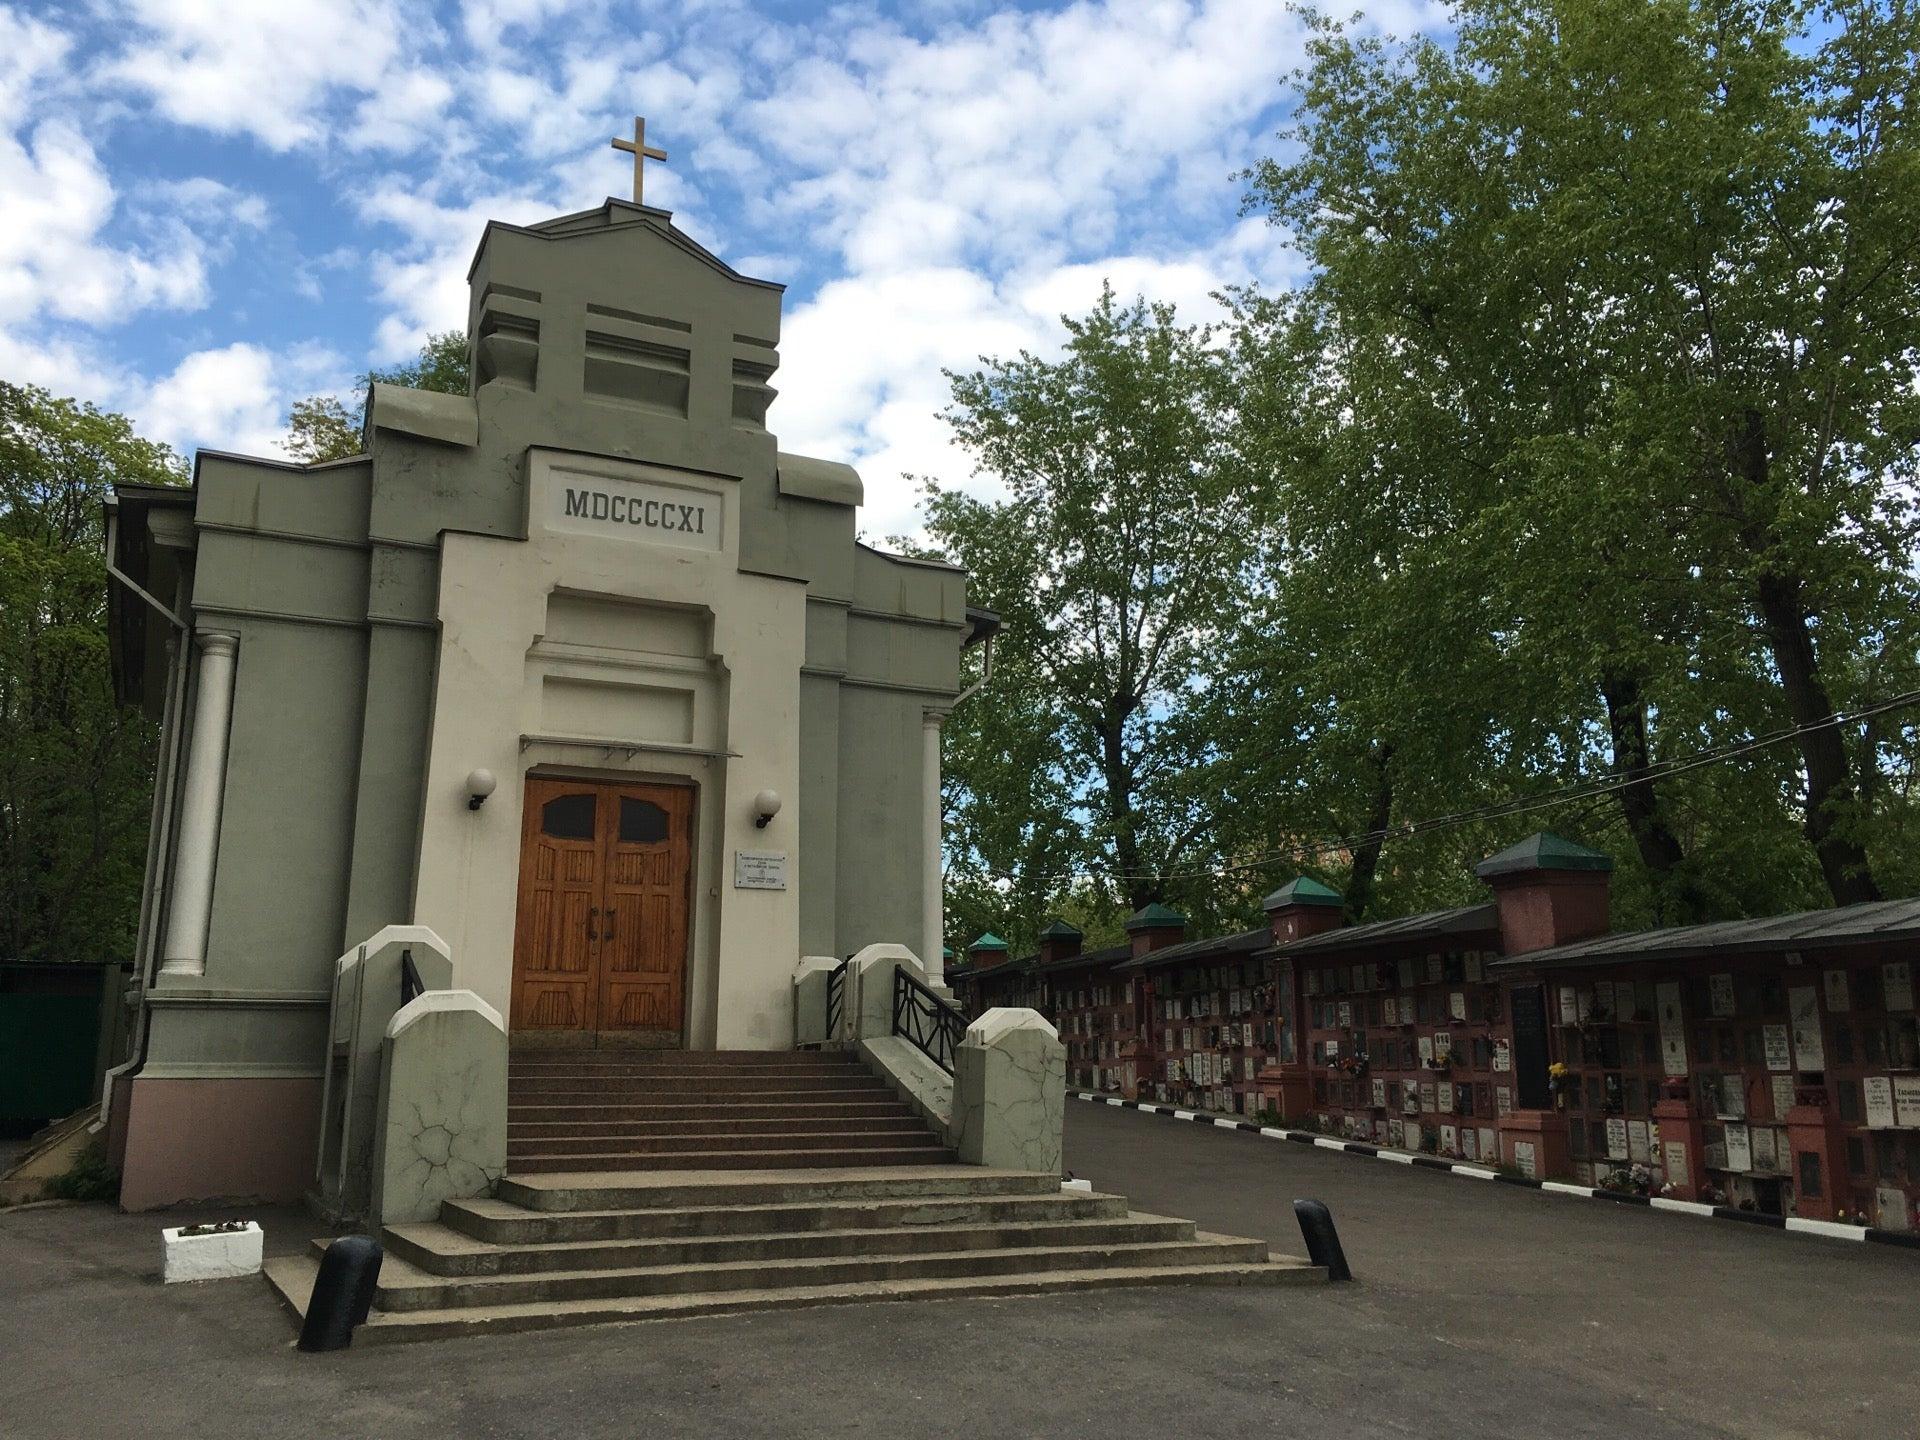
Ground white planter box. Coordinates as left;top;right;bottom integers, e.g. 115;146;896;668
161;1221;263;1284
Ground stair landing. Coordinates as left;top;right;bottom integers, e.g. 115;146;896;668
265;1166;1319;1342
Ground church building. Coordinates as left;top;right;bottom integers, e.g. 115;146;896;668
103;172;989;1208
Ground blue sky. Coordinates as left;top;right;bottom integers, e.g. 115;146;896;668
3;0;1441;535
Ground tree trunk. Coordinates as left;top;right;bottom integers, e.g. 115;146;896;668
1345;741;1394;921
1599;670;1707;924
1096;697;1156;912
1732;409;1881;906
1752;570;1882;905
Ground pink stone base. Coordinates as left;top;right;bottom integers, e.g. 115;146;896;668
118;1076;321;1211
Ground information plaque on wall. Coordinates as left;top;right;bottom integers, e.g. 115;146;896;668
733;850;788;890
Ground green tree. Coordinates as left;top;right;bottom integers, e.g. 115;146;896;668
1243;0;1920;911
0;384;185;963
925;288;1258;941
284;330;471;463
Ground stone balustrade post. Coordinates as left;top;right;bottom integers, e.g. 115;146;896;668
370;989;508;1227
950;1008;1065;1173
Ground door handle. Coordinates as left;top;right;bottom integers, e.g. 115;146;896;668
587;906;599;939
602;910;617;942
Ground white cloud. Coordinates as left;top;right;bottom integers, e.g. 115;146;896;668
0;6;72;131
0;122;211;328
136;340;349;458
107;0;410;151
358;183;561;361
11;0;1444;538
774;226;1304;539
346;68;459;154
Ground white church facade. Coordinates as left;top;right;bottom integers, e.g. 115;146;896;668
104;193;989;1208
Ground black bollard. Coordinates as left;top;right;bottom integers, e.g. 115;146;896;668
298;1235;384;1352
1292;1198;1352;1282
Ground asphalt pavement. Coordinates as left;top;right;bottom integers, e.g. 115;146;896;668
0;1101;1912;1440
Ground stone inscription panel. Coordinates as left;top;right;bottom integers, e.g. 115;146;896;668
548;468;722;552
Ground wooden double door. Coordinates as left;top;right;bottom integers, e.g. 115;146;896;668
510;776;693;1043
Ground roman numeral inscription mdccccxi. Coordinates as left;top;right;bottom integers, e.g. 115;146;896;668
548;473;722;552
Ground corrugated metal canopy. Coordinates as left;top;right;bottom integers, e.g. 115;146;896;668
1490;895;1920;972
1273;904;1500;958
1116;927;1271;972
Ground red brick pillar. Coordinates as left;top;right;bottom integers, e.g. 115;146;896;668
1498;1109;1571;1181
1785;1086;1847;1221
1258;880;1344;1125
1653;1078;1707;1202
1256;1061;1314;1123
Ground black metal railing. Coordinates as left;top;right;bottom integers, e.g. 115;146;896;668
825;956;851;1037
893;965;968;1074
400;949;424;1006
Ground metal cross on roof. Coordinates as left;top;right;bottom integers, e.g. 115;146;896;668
611;116;668;204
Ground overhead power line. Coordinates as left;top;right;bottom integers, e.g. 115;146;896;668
969;687;1920;888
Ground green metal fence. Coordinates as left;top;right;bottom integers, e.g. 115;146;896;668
0;990;103;1124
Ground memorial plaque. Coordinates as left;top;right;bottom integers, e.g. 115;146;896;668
1558;986;1578;1025
1462;1127;1479;1161
1606;1116;1629;1161
1719;1073;1746;1118
1419;1035;1434;1064
1824;969;1850;1013
1433;1030;1452;1060
1420;1082;1438;1111
1875;1187;1912;1232
1663;1140;1691;1189
1449;991;1466;1021
1440;1123;1458;1153
1886;962;1914;1012
1788;986;1825;1071
1763;1024;1793;1071
1384;998;1399;1026
1896;1075;1920;1129
732;850;788;890
1465;953;1484;983
1771;1073;1796;1120
1656;980;1688;1077
1493;1038;1512;1072
1724;1122;1752;1172
1514;1141;1537;1179
1627;1119;1650;1164
1864;1075;1896;1128
1372;1078;1387;1108
1710;973;1736;1017
1437;1081;1454;1112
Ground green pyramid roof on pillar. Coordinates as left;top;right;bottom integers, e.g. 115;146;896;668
1475;831;1615;880
1039;920;1084;940
1124;902;1188;932
1263;876;1343;911
968;932;1009;952
941;945;953;961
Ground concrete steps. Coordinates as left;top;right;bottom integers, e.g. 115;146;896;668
502;1047;949;1173
508;1145;954;1173
263;1166;1319;1342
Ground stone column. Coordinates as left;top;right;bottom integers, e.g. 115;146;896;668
921;709;945;986
160;632;239;978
